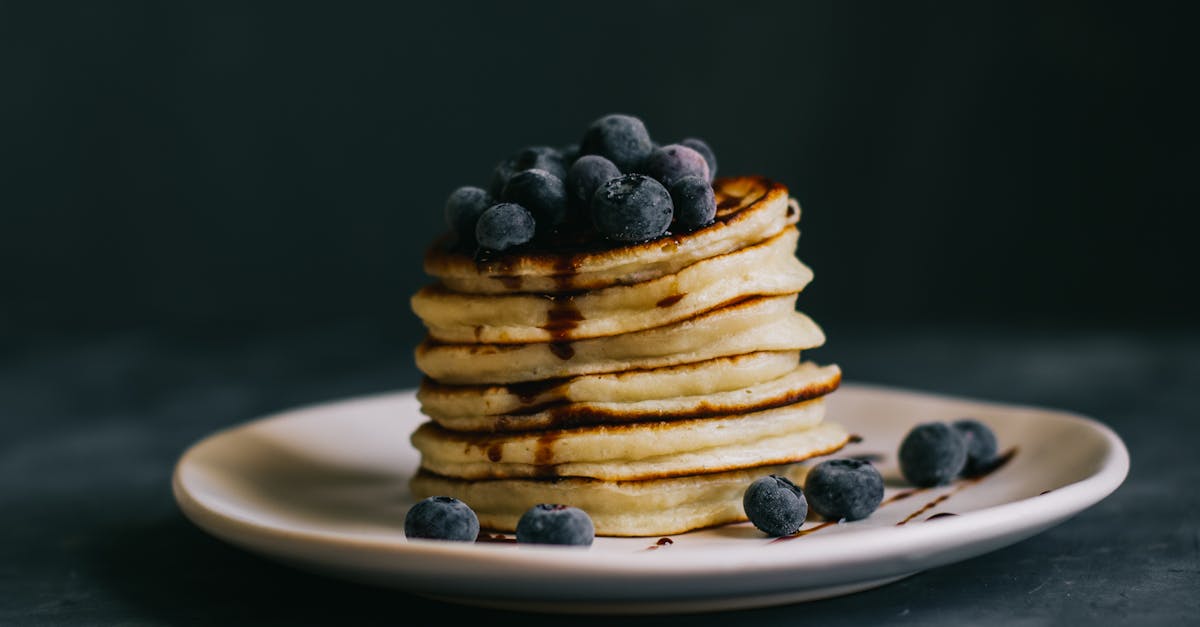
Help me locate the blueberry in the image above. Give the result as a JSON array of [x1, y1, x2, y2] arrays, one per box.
[[642, 143, 711, 188], [898, 422, 968, 487], [443, 186, 492, 244], [743, 474, 808, 536], [502, 168, 568, 229], [679, 137, 717, 180], [489, 146, 567, 197], [475, 203, 535, 251], [566, 155, 621, 211], [515, 504, 594, 546], [669, 176, 716, 231], [591, 174, 673, 242], [404, 496, 479, 542], [803, 459, 885, 521], [952, 418, 999, 477], [580, 113, 654, 172]]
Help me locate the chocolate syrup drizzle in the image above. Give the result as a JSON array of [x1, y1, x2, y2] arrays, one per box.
[[543, 258, 582, 360], [771, 447, 1018, 542], [644, 537, 675, 551]]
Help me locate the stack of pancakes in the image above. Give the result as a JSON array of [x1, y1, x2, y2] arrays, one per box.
[[409, 175, 847, 537]]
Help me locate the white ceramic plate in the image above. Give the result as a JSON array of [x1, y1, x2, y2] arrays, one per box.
[[172, 383, 1128, 614]]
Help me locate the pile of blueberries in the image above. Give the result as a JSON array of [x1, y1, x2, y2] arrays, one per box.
[[444, 113, 720, 253], [743, 418, 1000, 536]]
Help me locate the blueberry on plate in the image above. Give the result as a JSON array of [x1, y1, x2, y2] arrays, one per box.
[[898, 422, 968, 487], [443, 185, 492, 244], [679, 137, 717, 180], [642, 143, 711, 188], [952, 418, 999, 477], [743, 474, 808, 536], [803, 458, 885, 521], [566, 155, 621, 211], [404, 496, 479, 542], [501, 168, 568, 229], [668, 175, 716, 231], [515, 504, 595, 546], [579, 113, 654, 173], [475, 203, 535, 251], [489, 146, 568, 197], [591, 173, 673, 242]]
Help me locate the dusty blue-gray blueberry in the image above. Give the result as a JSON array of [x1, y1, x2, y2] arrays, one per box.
[[404, 496, 479, 542], [680, 137, 717, 180], [669, 175, 716, 231], [743, 474, 808, 536], [591, 174, 673, 242], [566, 155, 622, 211], [515, 504, 595, 546], [952, 418, 999, 477], [804, 458, 885, 521], [443, 186, 492, 243], [502, 168, 568, 229], [898, 422, 967, 487], [489, 146, 568, 197], [642, 143, 710, 188], [580, 113, 654, 172], [475, 203, 535, 251]]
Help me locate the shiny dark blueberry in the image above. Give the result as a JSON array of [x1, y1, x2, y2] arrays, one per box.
[[566, 155, 621, 211], [475, 203, 535, 251], [579, 113, 654, 172], [443, 186, 492, 243], [642, 143, 711, 188], [404, 496, 479, 542], [489, 146, 568, 197], [898, 422, 968, 487], [803, 458, 885, 522], [501, 168, 568, 229], [952, 418, 999, 477], [591, 174, 673, 242], [743, 474, 808, 536], [679, 137, 717, 180], [515, 504, 595, 546], [669, 175, 716, 231]]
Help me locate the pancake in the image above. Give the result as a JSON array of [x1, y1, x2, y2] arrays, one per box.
[[417, 350, 804, 418], [412, 226, 810, 344], [414, 294, 824, 384], [410, 398, 848, 481], [409, 461, 815, 537], [425, 176, 798, 294], [422, 361, 841, 432]]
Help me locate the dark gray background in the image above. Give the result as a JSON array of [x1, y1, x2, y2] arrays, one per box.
[[2, 1, 1195, 343], [2, 1, 1198, 625]]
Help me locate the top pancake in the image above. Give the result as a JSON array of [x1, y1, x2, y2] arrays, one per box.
[[412, 226, 810, 344], [424, 176, 798, 294]]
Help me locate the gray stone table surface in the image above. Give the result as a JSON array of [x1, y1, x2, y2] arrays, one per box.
[[2, 323, 1197, 626]]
